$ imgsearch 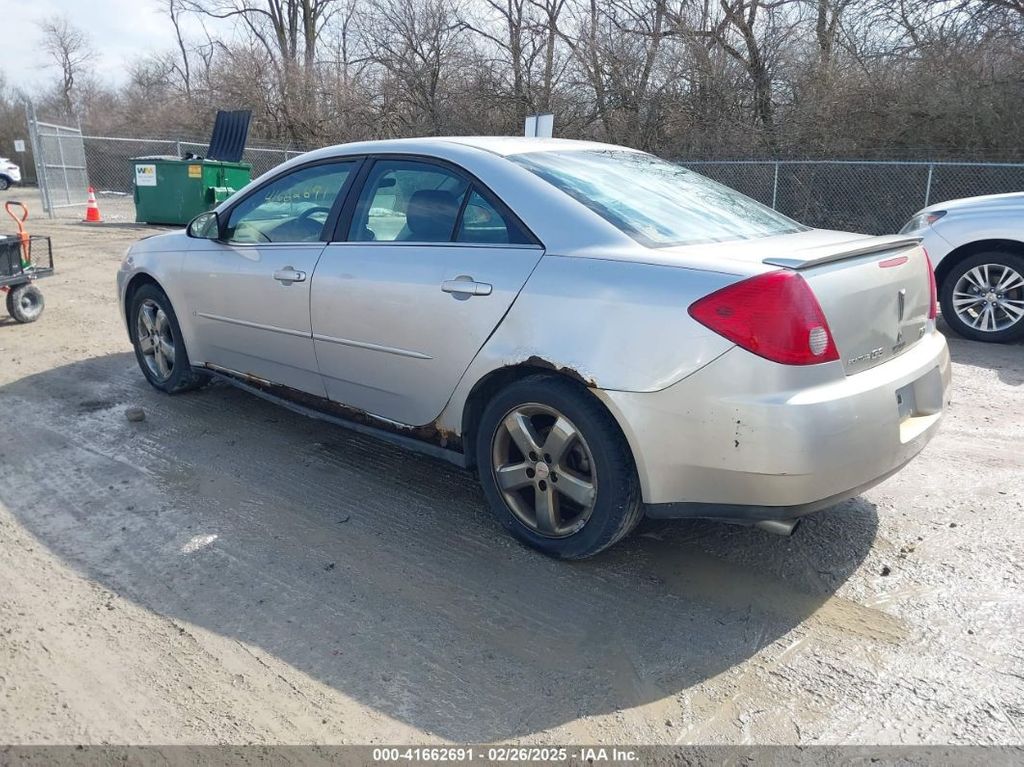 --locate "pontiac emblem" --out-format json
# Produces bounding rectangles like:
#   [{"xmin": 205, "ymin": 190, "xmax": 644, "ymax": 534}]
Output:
[{"xmin": 893, "ymin": 288, "xmax": 907, "ymax": 353}]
